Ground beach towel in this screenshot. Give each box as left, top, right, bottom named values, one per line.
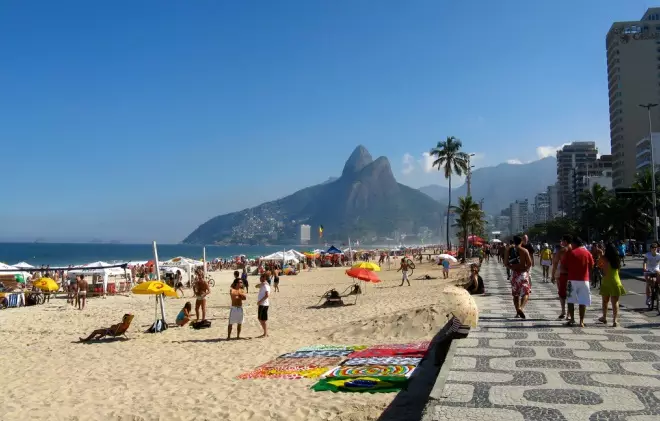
left=296, top=345, right=367, bottom=352
left=347, top=348, right=426, bottom=359
left=262, top=357, right=344, bottom=369
left=368, top=341, right=431, bottom=351
left=321, top=365, right=416, bottom=379
left=280, top=350, right=353, bottom=358
left=312, top=376, right=408, bottom=393
left=237, top=366, right=328, bottom=380
left=341, top=357, right=422, bottom=366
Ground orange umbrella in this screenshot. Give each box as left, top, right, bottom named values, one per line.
left=345, top=268, right=381, bottom=283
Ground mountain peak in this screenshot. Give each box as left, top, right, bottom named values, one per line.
left=342, top=145, right=373, bottom=177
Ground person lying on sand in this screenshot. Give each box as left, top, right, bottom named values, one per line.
left=415, top=274, right=438, bottom=280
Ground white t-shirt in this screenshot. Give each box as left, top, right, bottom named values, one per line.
left=258, top=282, right=271, bottom=306
left=645, top=252, right=660, bottom=273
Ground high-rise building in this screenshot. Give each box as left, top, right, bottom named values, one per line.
left=547, top=184, right=559, bottom=218
left=606, top=8, right=660, bottom=188
left=556, top=142, right=598, bottom=216
left=509, top=199, right=529, bottom=235
left=300, top=224, right=311, bottom=244
left=534, top=192, right=550, bottom=225
left=636, top=132, right=660, bottom=171
left=569, top=155, right=613, bottom=215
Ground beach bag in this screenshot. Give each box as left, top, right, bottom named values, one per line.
left=191, top=320, right=212, bottom=330
left=147, top=319, right=168, bottom=333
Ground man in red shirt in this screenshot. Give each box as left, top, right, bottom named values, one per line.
left=561, top=236, right=594, bottom=327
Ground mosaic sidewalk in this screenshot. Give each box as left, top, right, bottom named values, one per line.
left=424, top=261, right=660, bottom=421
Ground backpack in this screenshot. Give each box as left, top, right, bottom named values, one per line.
left=508, top=246, right=520, bottom=266
left=191, top=320, right=212, bottom=330
left=147, top=319, right=169, bottom=333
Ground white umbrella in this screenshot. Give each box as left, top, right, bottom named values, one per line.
left=491, top=239, right=502, bottom=243
left=13, top=262, right=35, bottom=269
left=438, top=254, right=458, bottom=262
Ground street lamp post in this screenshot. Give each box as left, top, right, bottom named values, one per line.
left=639, top=103, right=658, bottom=242
left=467, top=153, right=476, bottom=197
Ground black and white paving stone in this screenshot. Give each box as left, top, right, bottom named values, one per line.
left=425, top=261, right=660, bottom=421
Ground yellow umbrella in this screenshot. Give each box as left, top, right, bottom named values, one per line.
left=33, top=277, right=59, bottom=292
left=352, top=262, right=381, bottom=272
left=442, top=285, right=479, bottom=328
left=131, top=281, right=178, bottom=298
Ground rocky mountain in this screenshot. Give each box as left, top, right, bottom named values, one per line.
left=184, top=146, right=446, bottom=245
left=419, top=157, right=557, bottom=215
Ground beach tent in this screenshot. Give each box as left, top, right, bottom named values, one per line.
left=0, top=262, right=32, bottom=281
left=287, top=249, right=306, bottom=260
left=326, top=246, right=343, bottom=255
left=68, top=261, right=127, bottom=294
left=261, top=251, right=299, bottom=264
left=13, top=262, right=35, bottom=269
left=160, top=256, right=203, bottom=284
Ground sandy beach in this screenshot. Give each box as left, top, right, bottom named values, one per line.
left=0, top=260, right=468, bottom=421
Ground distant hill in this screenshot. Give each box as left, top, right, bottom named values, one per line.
left=184, top=146, right=447, bottom=245
left=419, top=157, right=557, bottom=215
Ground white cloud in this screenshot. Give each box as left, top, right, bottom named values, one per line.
left=420, top=152, right=435, bottom=173
left=536, top=145, right=562, bottom=159
left=507, top=159, right=523, bottom=165
left=402, top=153, right=415, bottom=175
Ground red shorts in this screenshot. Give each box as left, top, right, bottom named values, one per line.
left=511, top=271, right=531, bottom=297
left=557, top=274, right=568, bottom=299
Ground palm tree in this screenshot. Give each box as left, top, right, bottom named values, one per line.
left=452, top=196, right=483, bottom=262
left=430, top=136, right=469, bottom=249
left=579, top=184, right=612, bottom=241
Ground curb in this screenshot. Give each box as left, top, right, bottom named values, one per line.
left=427, top=339, right=459, bottom=400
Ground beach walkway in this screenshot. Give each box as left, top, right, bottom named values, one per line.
left=424, top=261, right=660, bottom=421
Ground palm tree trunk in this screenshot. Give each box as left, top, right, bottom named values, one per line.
left=446, top=176, right=452, bottom=250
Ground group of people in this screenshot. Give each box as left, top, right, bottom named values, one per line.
left=174, top=270, right=272, bottom=339
left=500, top=233, right=627, bottom=327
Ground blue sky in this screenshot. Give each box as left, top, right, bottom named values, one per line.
left=0, top=0, right=648, bottom=243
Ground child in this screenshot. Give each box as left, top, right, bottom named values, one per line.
left=176, top=302, right=192, bottom=327
left=442, top=259, right=450, bottom=279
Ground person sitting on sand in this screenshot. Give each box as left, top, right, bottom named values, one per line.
left=465, top=264, right=485, bottom=295
left=176, top=302, right=192, bottom=327
left=228, top=272, right=247, bottom=339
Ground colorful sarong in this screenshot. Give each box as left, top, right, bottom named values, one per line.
left=296, top=344, right=367, bottom=352
left=261, top=357, right=344, bottom=368
left=342, top=357, right=422, bottom=366
left=367, top=341, right=431, bottom=351
left=347, top=348, right=426, bottom=359
left=322, top=365, right=416, bottom=379
left=237, top=366, right=328, bottom=380
left=312, top=376, right=408, bottom=393
left=280, top=350, right=353, bottom=358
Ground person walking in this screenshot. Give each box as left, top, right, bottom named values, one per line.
left=504, top=235, right=532, bottom=319
left=228, top=271, right=246, bottom=339
left=562, top=237, right=594, bottom=327
left=551, top=235, right=572, bottom=320
left=598, top=243, right=626, bottom=327
left=540, top=243, right=553, bottom=282
left=397, top=258, right=411, bottom=286
left=257, top=274, right=270, bottom=338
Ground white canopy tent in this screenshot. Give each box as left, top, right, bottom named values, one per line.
left=0, top=262, right=32, bottom=281
left=68, top=261, right=128, bottom=295
left=261, top=251, right=299, bottom=264
left=13, top=262, right=35, bottom=269
left=287, top=249, right=306, bottom=260
left=160, top=257, right=203, bottom=284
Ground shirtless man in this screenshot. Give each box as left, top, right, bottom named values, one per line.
left=76, top=274, right=88, bottom=310
left=193, top=275, right=210, bottom=321
left=504, top=235, right=532, bottom=319
left=551, top=234, right=572, bottom=319
left=228, top=271, right=246, bottom=339
left=397, top=258, right=411, bottom=286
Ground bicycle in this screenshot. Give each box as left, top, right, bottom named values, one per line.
left=206, top=275, right=215, bottom=288
left=402, top=258, right=415, bottom=277
left=645, top=272, right=659, bottom=312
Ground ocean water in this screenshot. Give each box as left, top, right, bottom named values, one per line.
left=0, top=243, right=296, bottom=267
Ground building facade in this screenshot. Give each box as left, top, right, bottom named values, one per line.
left=547, top=184, right=560, bottom=218
left=557, top=142, right=599, bottom=217
left=300, top=224, right=311, bottom=244
left=509, top=199, right=529, bottom=235
left=636, top=132, right=660, bottom=171
left=569, top=155, right=613, bottom=215
left=533, top=192, right=550, bottom=225
left=606, top=7, right=660, bottom=188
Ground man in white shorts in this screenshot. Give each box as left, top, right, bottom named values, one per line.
left=562, top=237, right=594, bottom=327
left=643, top=242, right=660, bottom=308
left=227, top=272, right=246, bottom=340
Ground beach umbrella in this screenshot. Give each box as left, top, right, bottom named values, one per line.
left=33, top=277, right=59, bottom=292
left=438, top=254, right=458, bottom=262
left=351, top=262, right=381, bottom=272
left=442, top=285, right=479, bottom=327
left=345, top=268, right=381, bottom=283
left=131, top=281, right=178, bottom=298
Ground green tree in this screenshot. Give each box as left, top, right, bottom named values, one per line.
left=430, top=136, right=469, bottom=249
left=579, top=183, right=613, bottom=241
left=452, top=196, right=484, bottom=262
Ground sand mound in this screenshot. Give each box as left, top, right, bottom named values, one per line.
left=324, top=305, right=450, bottom=343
